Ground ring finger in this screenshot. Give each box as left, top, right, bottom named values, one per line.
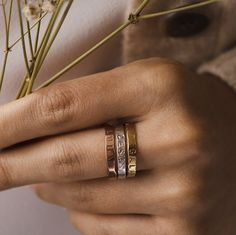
left=0, top=124, right=149, bottom=190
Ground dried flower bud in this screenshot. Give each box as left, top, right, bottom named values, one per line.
left=41, top=0, right=56, bottom=13
left=22, top=2, right=41, bottom=21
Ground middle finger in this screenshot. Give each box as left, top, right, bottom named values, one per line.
left=0, top=126, right=149, bottom=189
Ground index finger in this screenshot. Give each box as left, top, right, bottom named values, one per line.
left=0, top=59, right=161, bottom=149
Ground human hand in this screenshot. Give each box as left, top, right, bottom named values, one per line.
left=0, top=58, right=236, bottom=234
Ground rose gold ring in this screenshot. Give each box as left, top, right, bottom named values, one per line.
left=105, top=125, right=117, bottom=178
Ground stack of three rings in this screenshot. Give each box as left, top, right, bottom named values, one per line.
left=105, top=123, right=137, bottom=179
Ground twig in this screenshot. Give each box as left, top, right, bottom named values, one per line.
left=133, top=0, right=150, bottom=16
left=16, top=65, right=34, bottom=99
left=24, top=0, right=34, bottom=60
left=17, top=1, right=69, bottom=98
left=9, top=13, right=47, bottom=50
left=36, top=21, right=132, bottom=90
left=36, top=0, right=221, bottom=90
left=139, top=0, right=221, bottom=20
left=16, top=6, right=62, bottom=98
left=34, top=12, right=42, bottom=53
left=17, top=0, right=30, bottom=76
left=0, top=1, right=9, bottom=91
left=16, top=0, right=73, bottom=98
left=0, top=0, right=13, bottom=92
left=26, top=0, right=65, bottom=95
left=37, top=0, right=74, bottom=76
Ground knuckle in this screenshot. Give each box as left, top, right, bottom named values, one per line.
left=33, top=185, right=47, bottom=201
left=34, top=84, right=80, bottom=128
left=71, top=184, right=94, bottom=211
left=69, top=213, right=81, bottom=230
left=91, top=221, right=111, bottom=235
left=129, top=58, right=185, bottom=112
left=0, top=158, right=12, bottom=190
left=137, top=57, right=182, bottom=78
left=144, top=57, right=185, bottom=88
left=172, top=181, right=203, bottom=215
left=50, top=138, right=86, bottom=180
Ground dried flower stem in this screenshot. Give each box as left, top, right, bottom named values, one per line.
left=36, top=0, right=74, bottom=78
left=27, top=24, right=34, bottom=59
left=0, top=0, right=13, bottom=92
left=9, top=13, right=48, bottom=50
left=25, top=0, right=65, bottom=95
left=17, top=0, right=30, bottom=76
left=16, top=6, right=63, bottom=98
left=24, top=0, right=34, bottom=60
left=16, top=3, right=45, bottom=98
left=1, top=0, right=221, bottom=97
left=36, top=0, right=221, bottom=90
left=139, top=0, right=221, bottom=20
left=16, top=64, right=34, bottom=99
left=34, top=12, right=43, bottom=53
left=36, top=21, right=132, bottom=90
left=16, top=0, right=71, bottom=99
left=0, top=1, right=9, bottom=91
left=16, top=12, right=53, bottom=98
left=16, top=0, right=73, bottom=98
left=0, top=54, right=8, bottom=91
left=133, top=0, right=150, bottom=16
left=17, top=74, right=30, bottom=98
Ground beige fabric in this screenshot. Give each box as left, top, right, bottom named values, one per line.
left=123, top=0, right=236, bottom=92
left=199, top=48, right=236, bottom=91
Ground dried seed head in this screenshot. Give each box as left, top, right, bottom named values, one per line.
left=22, top=2, right=41, bottom=21
left=22, top=0, right=58, bottom=21
left=41, top=0, right=56, bottom=13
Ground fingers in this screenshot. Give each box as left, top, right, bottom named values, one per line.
left=0, top=59, right=161, bottom=149
left=0, top=128, right=106, bottom=189
left=33, top=175, right=152, bottom=215
left=68, top=211, right=194, bottom=235
left=33, top=166, right=199, bottom=216
left=0, top=124, right=151, bottom=190
left=0, top=112, right=201, bottom=191
left=68, top=211, right=158, bottom=235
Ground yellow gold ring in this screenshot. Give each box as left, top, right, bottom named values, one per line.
left=124, top=123, right=137, bottom=177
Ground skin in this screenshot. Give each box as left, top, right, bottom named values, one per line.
left=0, top=58, right=236, bottom=235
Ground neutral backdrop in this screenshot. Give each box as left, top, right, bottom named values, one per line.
left=0, top=1, right=127, bottom=234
